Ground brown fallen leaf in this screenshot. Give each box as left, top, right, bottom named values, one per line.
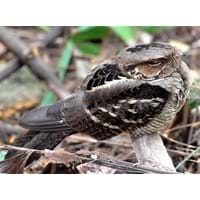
left=41, top=149, right=82, bottom=166
left=0, top=145, right=179, bottom=174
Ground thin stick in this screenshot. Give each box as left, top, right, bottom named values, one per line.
left=0, top=145, right=179, bottom=174
left=0, top=122, right=26, bottom=138
left=0, top=27, right=68, bottom=98
left=0, top=59, right=22, bottom=82
left=176, top=146, right=200, bottom=170
left=92, top=158, right=179, bottom=174
left=162, top=134, right=196, bottom=149
left=41, top=26, right=65, bottom=47
left=165, top=121, right=200, bottom=133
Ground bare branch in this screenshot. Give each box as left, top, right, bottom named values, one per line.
left=0, top=145, right=178, bottom=174
left=0, top=27, right=68, bottom=98
left=41, top=26, right=65, bottom=47
left=0, top=121, right=26, bottom=139
left=0, top=59, right=22, bottom=82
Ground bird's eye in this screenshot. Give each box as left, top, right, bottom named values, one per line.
left=128, top=70, right=136, bottom=76
left=148, top=60, right=162, bottom=66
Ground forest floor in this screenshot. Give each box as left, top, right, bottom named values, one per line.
left=0, top=26, right=200, bottom=173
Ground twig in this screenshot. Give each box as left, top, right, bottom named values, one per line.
left=0, top=145, right=179, bottom=174
left=162, top=134, right=196, bottom=149
left=165, top=121, right=200, bottom=133
left=0, top=27, right=68, bottom=98
left=0, top=145, right=37, bottom=152
left=0, top=59, right=22, bottom=82
left=0, top=45, right=8, bottom=59
left=67, top=135, right=180, bottom=173
left=92, top=157, right=179, bottom=174
left=167, top=148, right=200, bottom=157
left=176, top=146, right=200, bottom=170
left=41, top=27, right=65, bottom=47
left=0, top=121, right=25, bottom=140
left=0, top=27, right=65, bottom=82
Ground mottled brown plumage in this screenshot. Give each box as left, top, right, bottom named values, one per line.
left=19, top=43, right=191, bottom=142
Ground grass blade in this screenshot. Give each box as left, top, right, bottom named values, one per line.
left=176, top=146, right=200, bottom=170
left=141, top=26, right=172, bottom=33
left=0, top=151, right=6, bottom=161
left=40, top=91, right=57, bottom=106
left=57, top=39, right=74, bottom=80
left=78, top=42, right=101, bottom=56
left=37, top=26, right=51, bottom=32
left=72, top=26, right=109, bottom=43
left=111, top=26, right=136, bottom=45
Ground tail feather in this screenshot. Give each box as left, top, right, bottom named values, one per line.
left=3, top=128, right=77, bottom=173
left=1, top=101, right=78, bottom=173
left=19, top=101, right=69, bottom=132
left=6, top=129, right=76, bottom=158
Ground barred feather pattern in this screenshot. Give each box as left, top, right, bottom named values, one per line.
left=19, top=43, right=191, bottom=141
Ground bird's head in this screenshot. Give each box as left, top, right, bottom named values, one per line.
left=117, top=43, right=182, bottom=81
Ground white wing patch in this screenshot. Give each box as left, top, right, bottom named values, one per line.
left=98, top=107, right=118, bottom=117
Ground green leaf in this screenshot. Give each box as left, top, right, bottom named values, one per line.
left=71, top=26, right=109, bottom=43
left=188, top=80, right=200, bottom=109
left=40, top=91, right=57, bottom=106
left=37, top=26, right=51, bottom=32
left=78, top=26, right=92, bottom=32
left=111, top=26, right=136, bottom=44
left=78, top=42, right=101, bottom=56
left=0, top=151, right=6, bottom=161
left=188, top=99, right=199, bottom=109
left=57, top=40, right=74, bottom=80
left=140, top=26, right=172, bottom=33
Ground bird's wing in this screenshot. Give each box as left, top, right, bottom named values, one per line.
left=81, top=59, right=125, bottom=91
left=84, top=83, right=170, bottom=137
left=19, top=100, right=75, bottom=132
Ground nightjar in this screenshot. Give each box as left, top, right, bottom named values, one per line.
left=19, top=43, right=191, bottom=141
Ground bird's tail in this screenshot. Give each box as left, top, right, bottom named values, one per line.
left=0, top=128, right=76, bottom=173
left=0, top=100, right=78, bottom=173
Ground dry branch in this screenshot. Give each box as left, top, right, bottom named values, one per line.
left=67, top=133, right=176, bottom=172
left=0, top=122, right=25, bottom=139
left=0, top=59, right=22, bottom=82
left=0, top=145, right=178, bottom=174
left=0, top=27, right=68, bottom=98
left=41, top=26, right=65, bottom=47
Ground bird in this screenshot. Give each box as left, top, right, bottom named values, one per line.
left=18, top=42, right=191, bottom=144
